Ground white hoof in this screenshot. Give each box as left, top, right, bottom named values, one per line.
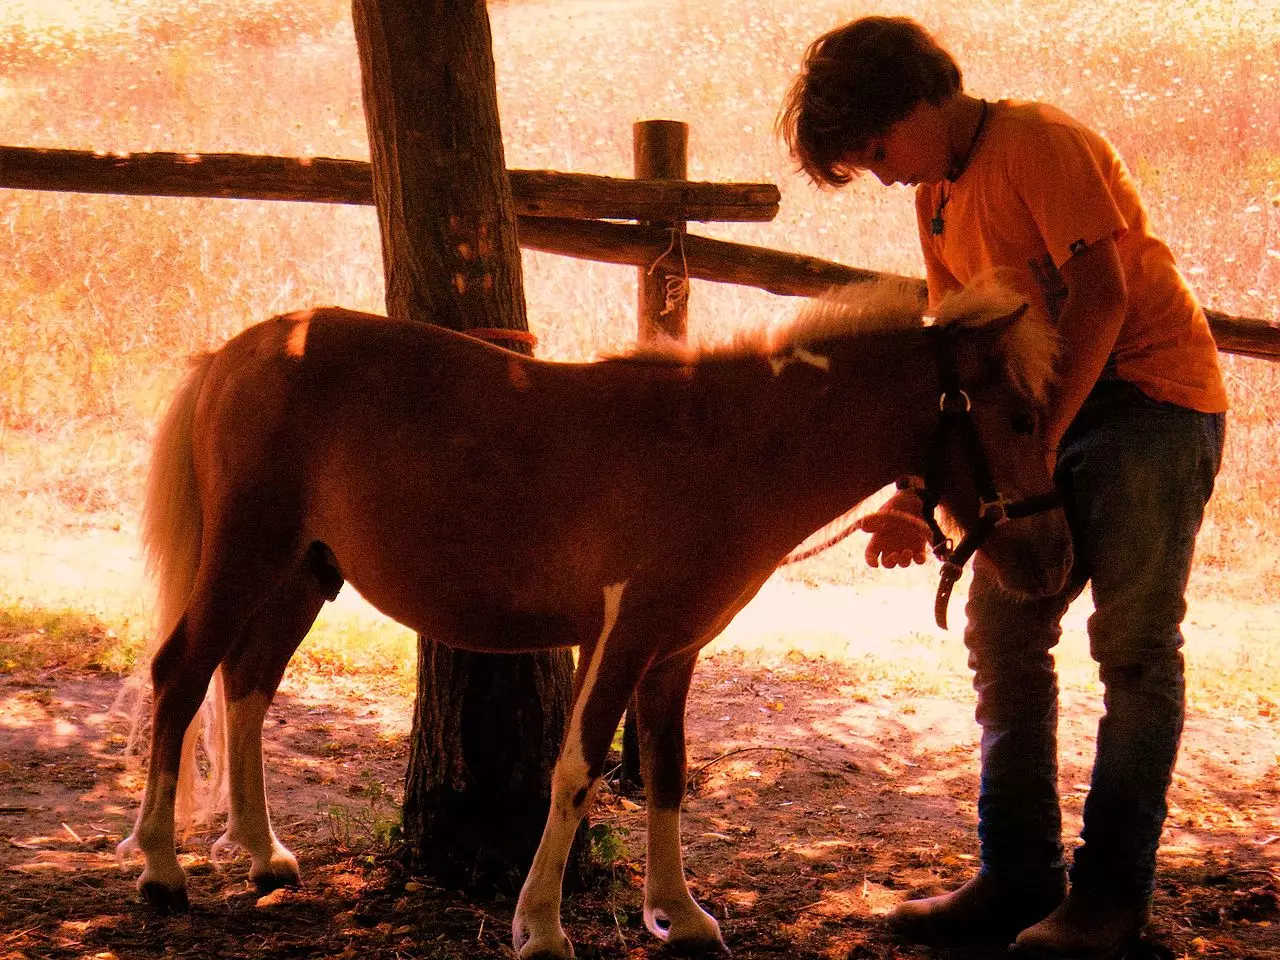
left=249, top=848, right=300, bottom=892
left=644, top=900, right=725, bottom=952
left=512, top=915, right=575, bottom=959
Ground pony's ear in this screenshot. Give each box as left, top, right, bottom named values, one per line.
left=948, top=302, right=1030, bottom=389
left=951, top=300, right=1061, bottom=406
left=982, top=302, right=1030, bottom=342
left=949, top=301, right=1027, bottom=353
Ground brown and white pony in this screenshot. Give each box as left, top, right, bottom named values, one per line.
left=118, top=278, right=1070, bottom=959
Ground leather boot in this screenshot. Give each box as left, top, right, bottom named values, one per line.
left=1011, top=885, right=1150, bottom=959
left=886, top=868, right=1066, bottom=947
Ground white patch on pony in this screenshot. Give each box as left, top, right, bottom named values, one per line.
left=769, top=345, right=832, bottom=376
left=644, top=807, right=724, bottom=945
left=210, top=692, right=298, bottom=886
left=513, top=582, right=627, bottom=959
left=568, top=582, right=625, bottom=750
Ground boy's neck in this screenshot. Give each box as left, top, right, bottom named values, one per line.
left=945, top=93, right=988, bottom=180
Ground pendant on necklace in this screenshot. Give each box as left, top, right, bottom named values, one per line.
left=931, top=192, right=949, bottom=235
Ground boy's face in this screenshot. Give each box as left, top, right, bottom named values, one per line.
left=846, top=99, right=951, bottom=187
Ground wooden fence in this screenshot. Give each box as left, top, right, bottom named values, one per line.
left=1, top=140, right=1277, bottom=361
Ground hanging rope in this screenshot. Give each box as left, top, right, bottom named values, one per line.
left=778, top=515, right=864, bottom=566
left=647, top=227, right=690, bottom=317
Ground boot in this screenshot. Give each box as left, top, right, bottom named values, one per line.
left=886, top=868, right=1066, bottom=947
left=1011, top=885, right=1150, bottom=959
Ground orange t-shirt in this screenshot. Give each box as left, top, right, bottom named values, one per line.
left=915, top=99, right=1227, bottom=414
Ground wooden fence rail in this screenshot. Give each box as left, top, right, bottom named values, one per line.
left=0, top=145, right=778, bottom=222
left=2, top=144, right=1277, bottom=361
left=519, top=219, right=1280, bottom=362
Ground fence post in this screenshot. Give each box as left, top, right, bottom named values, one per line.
left=634, top=119, right=689, bottom=342
left=616, top=120, right=689, bottom=793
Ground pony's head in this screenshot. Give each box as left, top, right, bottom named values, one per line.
left=789, top=275, right=1071, bottom=613
left=917, top=277, right=1072, bottom=609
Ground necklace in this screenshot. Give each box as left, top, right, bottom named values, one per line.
left=930, top=99, right=989, bottom=236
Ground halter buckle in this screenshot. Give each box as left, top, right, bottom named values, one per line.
left=979, top=496, right=1010, bottom=524
left=939, top=389, right=971, bottom=414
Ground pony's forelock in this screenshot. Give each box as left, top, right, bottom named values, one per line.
left=935, top=276, right=1060, bottom=406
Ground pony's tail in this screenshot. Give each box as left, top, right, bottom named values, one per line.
left=126, top=352, right=229, bottom=829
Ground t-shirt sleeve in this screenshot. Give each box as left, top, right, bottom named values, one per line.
left=1012, top=121, right=1128, bottom=268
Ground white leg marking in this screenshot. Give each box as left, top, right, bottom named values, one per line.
left=210, top=692, right=299, bottom=888
left=644, top=807, right=723, bottom=945
left=513, top=582, right=626, bottom=960
left=118, top=770, right=186, bottom=896
left=769, top=346, right=831, bottom=376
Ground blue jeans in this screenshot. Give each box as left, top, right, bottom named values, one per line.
left=963, top=378, right=1225, bottom=897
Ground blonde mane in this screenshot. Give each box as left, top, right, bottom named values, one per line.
left=781, top=277, right=927, bottom=347
left=611, top=275, right=1058, bottom=406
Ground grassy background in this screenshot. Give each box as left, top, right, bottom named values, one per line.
left=0, top=0, right=1277, bottom=695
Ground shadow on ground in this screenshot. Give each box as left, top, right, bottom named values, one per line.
left=0, top=648, right=1276, bottom=959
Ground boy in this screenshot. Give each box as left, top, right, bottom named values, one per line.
left=778, top=16, right=1226, bottom=959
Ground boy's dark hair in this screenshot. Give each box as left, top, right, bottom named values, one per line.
left=778, top=17, right=963, bottom=186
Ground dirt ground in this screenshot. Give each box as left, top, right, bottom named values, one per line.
left=2, top=577, right=1278, bottom=960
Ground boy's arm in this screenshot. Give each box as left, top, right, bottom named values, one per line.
left=1041, top=236, right=1128, bottom=458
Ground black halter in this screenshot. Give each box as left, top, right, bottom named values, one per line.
left=915, top=320, right=1062, bottom=629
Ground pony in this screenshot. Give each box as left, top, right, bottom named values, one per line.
left=117, top=277, right=1071, bottom=959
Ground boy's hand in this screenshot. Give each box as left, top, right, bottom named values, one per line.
left=854, top=489, right=932, bottom=568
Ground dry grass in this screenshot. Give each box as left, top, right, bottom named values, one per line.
left=0, top=0, right=1277, bottom=688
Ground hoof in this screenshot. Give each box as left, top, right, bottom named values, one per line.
left=514, top=929, right=574, bottom=960
left=140, top=880, right=190, bottom=913
left=252, top=865, right=301, bottom=893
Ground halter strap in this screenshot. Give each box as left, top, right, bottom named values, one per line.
left=917, top=322, right=1062, bottom=629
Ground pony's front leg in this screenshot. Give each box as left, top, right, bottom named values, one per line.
left=511, top=742, right=603, bottom=959
left=637, top=651, right=726, bottom=953
left=513, top=583, right=635, bottom=960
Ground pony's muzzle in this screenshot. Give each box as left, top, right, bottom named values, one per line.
left=986, top=514, right=1073, bottom=598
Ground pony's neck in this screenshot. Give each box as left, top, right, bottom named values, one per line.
left=762, top=329, right=943, bottom=538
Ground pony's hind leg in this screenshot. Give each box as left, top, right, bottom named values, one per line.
left=121, top=520, right=302, bottom=910
left=212, top=549, right=334, bottom=891
left=637, top=649, right=725, bottom=953
left=118, top=613, right=221, bottom=911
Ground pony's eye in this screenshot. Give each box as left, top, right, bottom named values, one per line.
left=1011, top=411, right=1036, bottom=436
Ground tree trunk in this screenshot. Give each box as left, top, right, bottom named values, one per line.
left=351, top=0, right=580, bottom=894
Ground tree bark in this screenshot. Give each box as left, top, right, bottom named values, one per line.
left=351, top=0, right=579, bottom=894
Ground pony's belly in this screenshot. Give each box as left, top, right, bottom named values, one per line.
left=342, top=574, right=587, bottom=654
